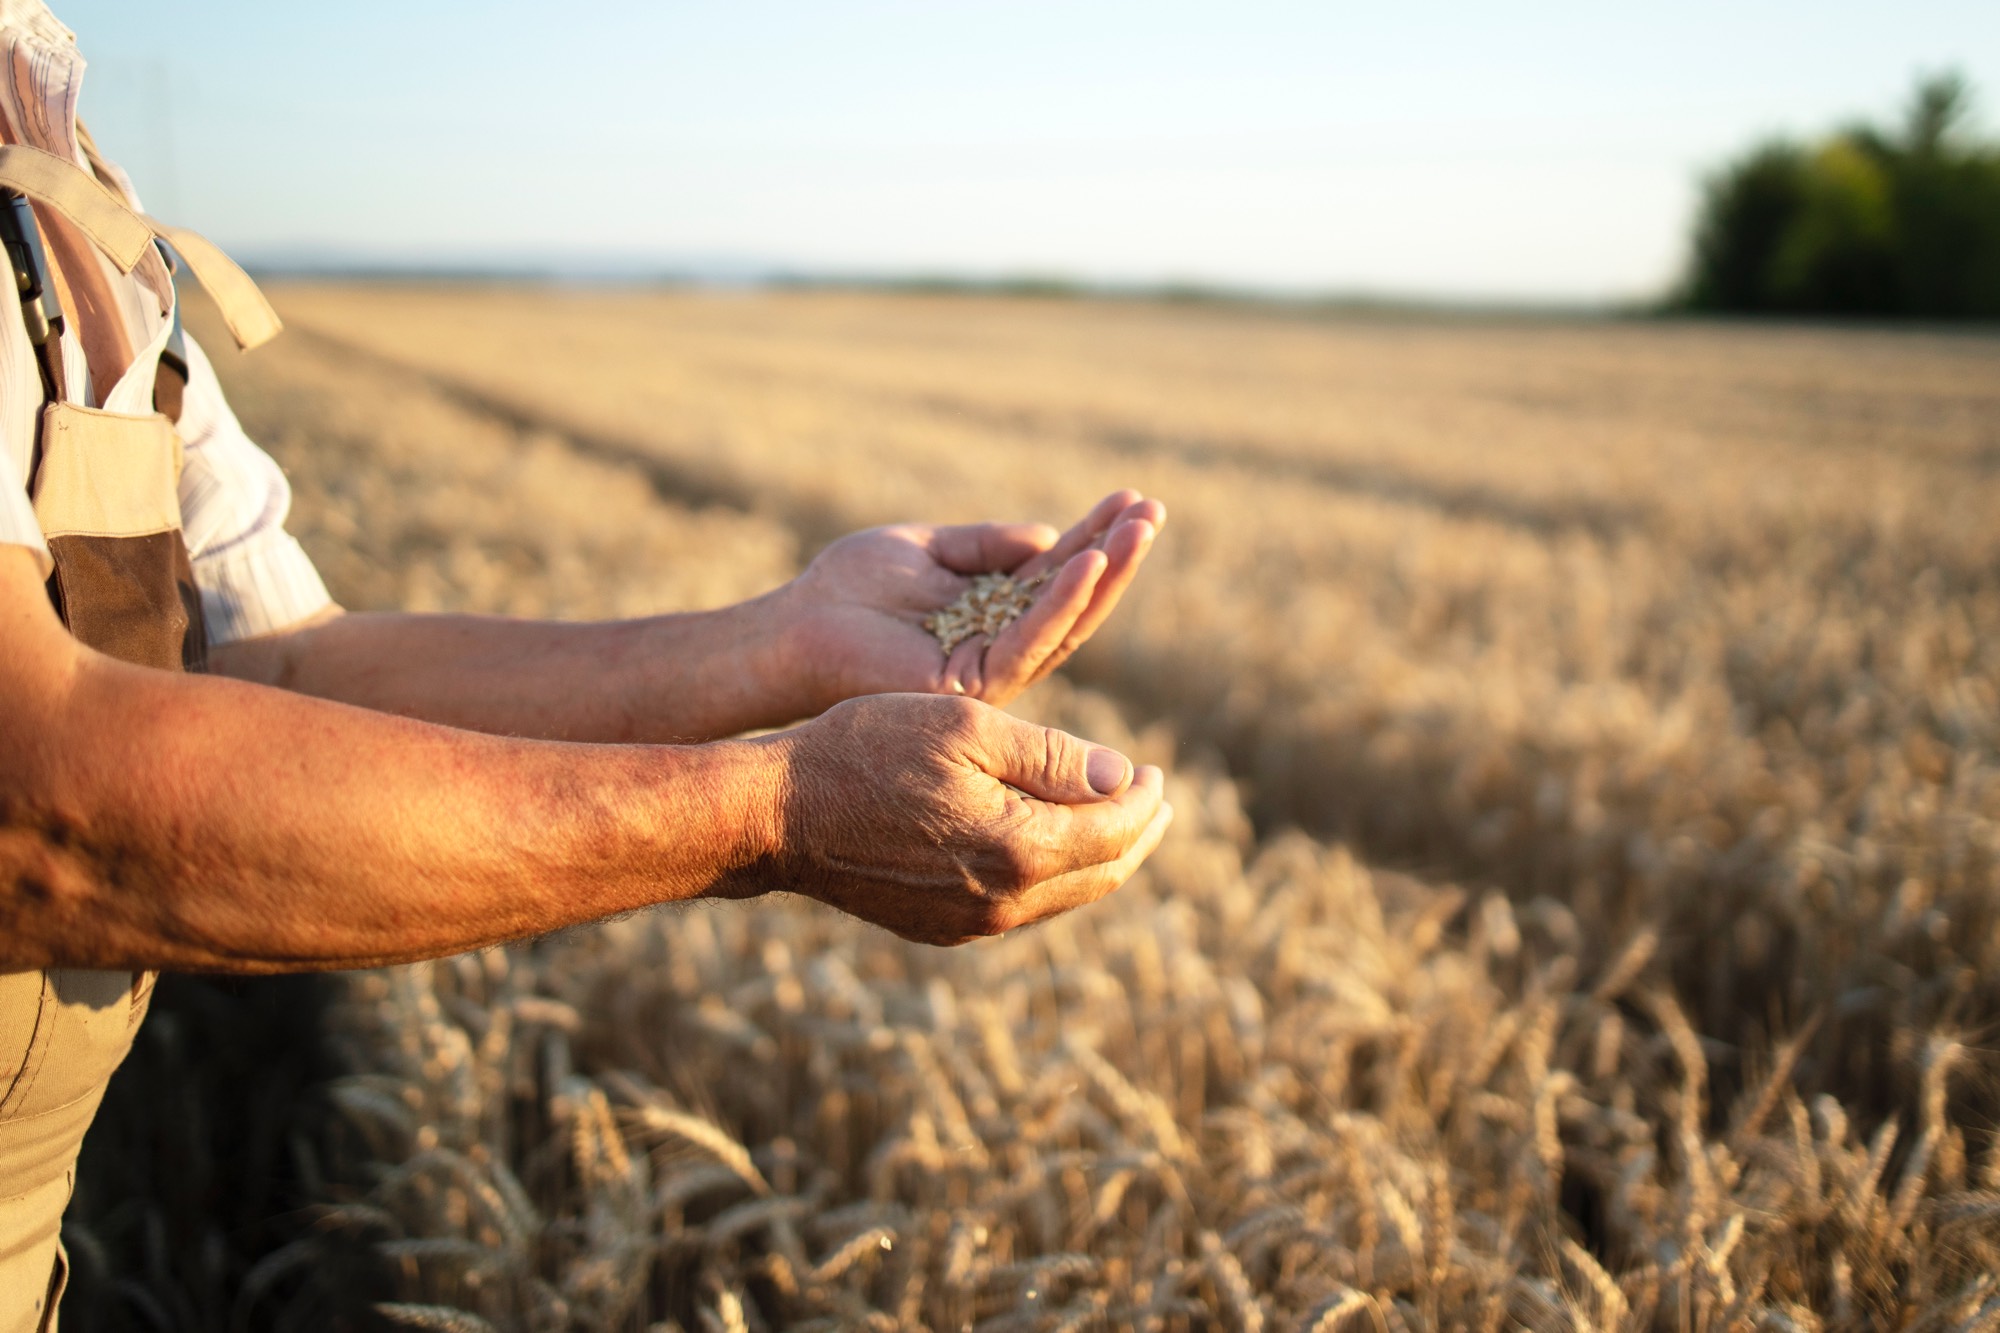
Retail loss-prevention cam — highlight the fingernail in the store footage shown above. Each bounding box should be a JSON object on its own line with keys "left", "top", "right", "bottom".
{"left": 1087, "top": 749, "right": 1130, "bottom": 795}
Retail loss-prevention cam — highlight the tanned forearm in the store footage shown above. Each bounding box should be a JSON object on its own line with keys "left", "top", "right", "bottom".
{"left": 209, "top": 589, "right": 816, "bottom": 744}
{"left": 0, "top": 556, "right": 783, "bottom": 973}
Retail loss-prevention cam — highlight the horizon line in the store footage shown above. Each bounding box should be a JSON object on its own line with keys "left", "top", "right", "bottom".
{"left": 239, "top": 255, "right": 1659, "bottom": 318}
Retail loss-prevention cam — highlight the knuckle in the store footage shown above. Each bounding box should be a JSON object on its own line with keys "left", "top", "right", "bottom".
{"left": 1037, "top": 727, "right": 1077, "bottom": 791}
{"left": 992, "top": 837, "right": 1039, "bottom": 893}
{"left": 967, "top": 900, "right": 1014, "bottom": 937}
{"left": 937, "top": 693, "right": 985, "bottom": 734}
{"left": 911, "top": 694, "right": 984, "bottom": 753}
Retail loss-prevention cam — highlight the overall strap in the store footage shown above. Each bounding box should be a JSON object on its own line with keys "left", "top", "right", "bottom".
{"left": 0, "top": 143, "right": 151, "bottom": 271}
{"left": 73, "top": 122, "right": 188, "bottom": 417}
{"left": 1, "top": 135, "right": 283, "bottom": 354}
{"left": 145, "top": 221, "right": 283, "bottom": 352}
{"left": 0, "top": 146, "right": 212, "bottom": 672}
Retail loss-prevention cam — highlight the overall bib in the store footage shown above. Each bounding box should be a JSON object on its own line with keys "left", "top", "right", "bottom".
{"left": 0, "top": 137, "right": 278, "bottom": 1332}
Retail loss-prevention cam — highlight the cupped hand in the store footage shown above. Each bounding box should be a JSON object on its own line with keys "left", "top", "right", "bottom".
{"left": 765, "top": 693, "right": 1172, "bottom": 944}
{"left": 783, "top": 489, "right": 1164, "bottom": 711}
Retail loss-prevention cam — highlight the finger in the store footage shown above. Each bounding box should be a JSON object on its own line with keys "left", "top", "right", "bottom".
{"left": 927, "top": 522, "right": 1060, "bottom": 575}
{"left": 1107, "top": 496, "right": 1167, "bottom": 536}
{"left": 1026, "top": 516, "right": 1156, "bottom": 687}
{"left": 1013, "top": 490, "right": 1145, "bottom": 579}
{"left": 1014, "top": 495, "right": 1161, "bottom": 582}
{"left": 1008, "top": 764, "right": 1166, "bottom": 878}
{"left": 941, "top": 632, "right": 987, "bottom": 695}
{"left": 979, "top": 548, "right": 1107, "bottom": 697}
{"left": 1000, "top": 798, "right": 1176, "bottom": 931}
{"left": 970, "top": 711, "right": 1137, "bottom": 805}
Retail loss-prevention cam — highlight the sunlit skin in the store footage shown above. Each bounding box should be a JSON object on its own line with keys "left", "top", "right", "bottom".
{"left": 0, "top": 492, "right": 1171, "bottom": 971}
{"left": 781, "top": 490, "right": 1165, "bottom": 707}
{"left": 214, "top": 491, "right": 1164, "bottom": 742}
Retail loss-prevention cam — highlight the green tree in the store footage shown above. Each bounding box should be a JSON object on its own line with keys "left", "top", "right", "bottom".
{"left": 1681, "top": 73, "right": 2000, "bottom": 318}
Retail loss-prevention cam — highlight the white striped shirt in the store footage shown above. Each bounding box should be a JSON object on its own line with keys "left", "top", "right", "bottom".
{"left": 0, "top": 0, "right": 330, "bottom": 643}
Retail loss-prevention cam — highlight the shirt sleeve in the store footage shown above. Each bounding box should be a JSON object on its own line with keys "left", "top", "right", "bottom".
{"left": 0, "top": 440, "right": 50, "bottom": 577}
{"left": 0, "top": 230, "right": 51, "bottom": 578}
{"left": 175, "top": 334, "right": 334, "bottom": 643}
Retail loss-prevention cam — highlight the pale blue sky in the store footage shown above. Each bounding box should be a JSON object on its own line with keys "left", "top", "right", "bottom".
{"left": 51, "top": 1, "right": 2000, "bottom": 302}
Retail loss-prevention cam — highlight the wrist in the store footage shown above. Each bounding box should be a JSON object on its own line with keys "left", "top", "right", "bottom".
{"left": 690, "top": 732, "right": 794, "bottom": 900}
{"left": 761, "top": 578, "right": 841, "bottom": 720}
{"left": 620, "top": 585, "right": 820, "bottom": 740}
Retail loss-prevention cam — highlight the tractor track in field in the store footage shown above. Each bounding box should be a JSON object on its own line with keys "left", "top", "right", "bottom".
{"left": 285, "top": 321, "right": 1648, "bottom": 548}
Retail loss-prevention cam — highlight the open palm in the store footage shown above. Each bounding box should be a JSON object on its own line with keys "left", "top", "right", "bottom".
{"left": 785, "top": 490, "right": 1164, "bottom": 710}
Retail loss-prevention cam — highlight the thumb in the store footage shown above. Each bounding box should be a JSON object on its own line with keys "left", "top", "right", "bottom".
{"left": 975, "top": 713, "right": 1133, "bottom": 804}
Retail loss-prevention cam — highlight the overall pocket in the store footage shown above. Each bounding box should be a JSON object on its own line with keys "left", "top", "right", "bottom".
{"left": 2, "top": 400, "right": 189, "bottom": 1328}
{"left": 30, "top": 403, "right": 198, "bottom": 672}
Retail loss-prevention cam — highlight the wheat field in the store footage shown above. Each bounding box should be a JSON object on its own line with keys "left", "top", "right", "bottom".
{"left": 70, "top": 288, "right": 2000, "bottom": 1331}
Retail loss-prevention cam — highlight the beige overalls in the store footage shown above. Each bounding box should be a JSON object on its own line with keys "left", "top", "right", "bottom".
{"left": 0, "top": 135, "right": 279, "bottom": 1332}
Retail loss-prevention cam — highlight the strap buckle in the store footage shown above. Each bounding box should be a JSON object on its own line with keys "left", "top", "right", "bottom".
{"left": 0, "top": 188, "right": 64, "bottom": 347}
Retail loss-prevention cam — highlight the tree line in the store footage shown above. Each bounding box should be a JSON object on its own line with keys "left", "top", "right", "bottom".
{"left": 1682, "top": 73, "right": 2000, "bottom": 318}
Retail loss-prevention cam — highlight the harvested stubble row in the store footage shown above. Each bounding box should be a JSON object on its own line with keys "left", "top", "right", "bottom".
{"left": 135, "top": 288, "right": 2000, "bottom": 1331}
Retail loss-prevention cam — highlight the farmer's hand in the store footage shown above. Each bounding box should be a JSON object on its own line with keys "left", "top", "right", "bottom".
{"left": 781, "top": 490, "right": 1163, "bottom": 710}
{"left": 761, "top": 693, "right": 1172, "bottom": 944}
